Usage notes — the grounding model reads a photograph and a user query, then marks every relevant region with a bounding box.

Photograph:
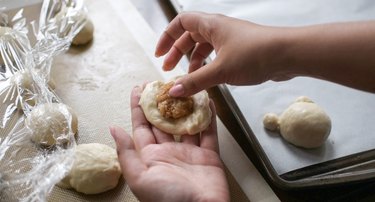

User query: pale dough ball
[25,103,78,146]
[10,69,56,90]
[139,80,212,135]
[263,113,279,131]
[0,26,12,36]
[9,70,36,108]
[9,70,56,109]
[279,99,331,148]
[58,143,122,194]
[72,17,94,45]
[0,26,14,65]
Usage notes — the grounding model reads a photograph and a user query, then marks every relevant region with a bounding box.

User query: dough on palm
[58,143,122,194]
[25,103,78,146]
[263,96,331,148]
[139,80,212,135]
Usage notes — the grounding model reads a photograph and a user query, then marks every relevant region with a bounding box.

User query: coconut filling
[156,82,194,119]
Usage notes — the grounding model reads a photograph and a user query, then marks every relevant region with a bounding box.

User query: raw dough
[139,80,212,135]
[9,69,36,109]
[58,143,122,194]
[25,103,78,146]
[263,96,331,148]
[72,17,94,45]
[53,6,94,46]
[0,26,14,65]
[263,113,279,131]
[9,70,56,109]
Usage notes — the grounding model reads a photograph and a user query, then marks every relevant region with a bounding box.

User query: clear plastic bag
[0,0,86,201]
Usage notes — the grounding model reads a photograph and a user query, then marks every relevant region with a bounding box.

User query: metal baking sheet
[174,0,375,188]
[227,78,375,173]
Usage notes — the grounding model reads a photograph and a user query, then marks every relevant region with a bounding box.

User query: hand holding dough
[139,80,212,135]
[263,96,332,149]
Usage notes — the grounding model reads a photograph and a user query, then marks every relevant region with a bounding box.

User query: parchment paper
[177,0,375,174]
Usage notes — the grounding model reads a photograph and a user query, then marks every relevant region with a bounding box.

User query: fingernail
[162,61,171,71]
[169,84,184,97]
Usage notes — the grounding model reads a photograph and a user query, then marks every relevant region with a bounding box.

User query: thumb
[109,126,146,181]
[110,126,134,151]
[169,60,222,97]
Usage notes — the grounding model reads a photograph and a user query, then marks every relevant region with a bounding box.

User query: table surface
[129,0,375,201]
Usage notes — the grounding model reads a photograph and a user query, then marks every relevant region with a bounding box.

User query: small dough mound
[25,103,78,146]
[0,26,14,65]
[263,97,331,149]
[72,17,94,45]
[58,143,122,194]
[263,113,279,131]
[9,70,56,109]
[0,26,12,36]
[139,80,212,135]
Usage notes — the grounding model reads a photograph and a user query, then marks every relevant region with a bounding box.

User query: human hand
[110,86,229,202]
[155,12,287,97]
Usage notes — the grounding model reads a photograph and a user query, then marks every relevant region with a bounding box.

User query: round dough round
[0,26,14,65]
[58,143,122,194]
[139,80,212,135]
[263,113,279,131]
[279,100,331,148]
[25,103,78,146]
[9,70,57,109]
[72,17,94,45]
[10,69,34,90]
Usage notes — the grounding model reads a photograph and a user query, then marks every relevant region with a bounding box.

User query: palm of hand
[110,86,229,202]
[133,142,228,202]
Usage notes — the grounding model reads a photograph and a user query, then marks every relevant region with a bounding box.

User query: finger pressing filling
[156,82,194,119]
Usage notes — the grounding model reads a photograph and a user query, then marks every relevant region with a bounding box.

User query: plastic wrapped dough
[0,1,87,201]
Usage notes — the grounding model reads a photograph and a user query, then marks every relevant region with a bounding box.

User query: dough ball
[0,26,12,36]
[9,70,56,109]
[263,113,279,131]
[139,80,212,135]
[10,69,34,90]
[9,70,36,108]
[72,17,94,45]
[0,26,14,65]
[25,103,78,146]
[58,143,122,194]
[279,98,331,148]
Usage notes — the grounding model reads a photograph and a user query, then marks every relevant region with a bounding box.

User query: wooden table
[129,1,375,201]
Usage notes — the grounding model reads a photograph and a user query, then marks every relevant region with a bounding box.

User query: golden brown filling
[156,82,194,119]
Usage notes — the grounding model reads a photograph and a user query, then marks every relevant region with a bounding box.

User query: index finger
[154,12,211,57]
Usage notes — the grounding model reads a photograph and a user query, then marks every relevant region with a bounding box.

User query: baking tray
[219,83,375,189]
[168,0,375,189]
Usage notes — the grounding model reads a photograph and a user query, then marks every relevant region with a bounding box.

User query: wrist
[260,26,298,82]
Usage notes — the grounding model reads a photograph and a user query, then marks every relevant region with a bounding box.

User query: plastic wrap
[0,0,86,201]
